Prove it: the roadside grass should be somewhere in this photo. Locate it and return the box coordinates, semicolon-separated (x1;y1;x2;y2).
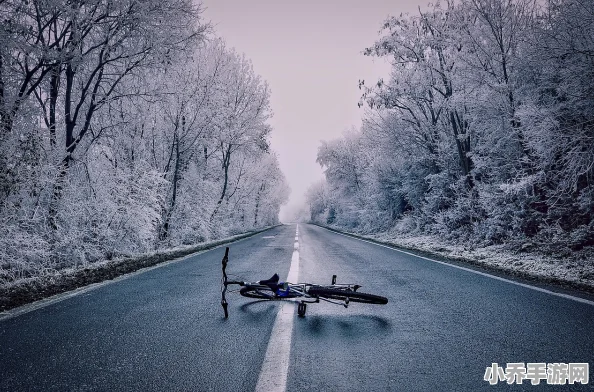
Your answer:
0;225;280;312
313;223;594;294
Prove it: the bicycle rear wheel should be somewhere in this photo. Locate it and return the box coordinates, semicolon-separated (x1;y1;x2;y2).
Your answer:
239;285;300;300
308;287;388;304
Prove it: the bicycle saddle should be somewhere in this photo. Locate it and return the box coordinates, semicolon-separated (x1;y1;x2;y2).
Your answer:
260;274;280;286
259;273;280;287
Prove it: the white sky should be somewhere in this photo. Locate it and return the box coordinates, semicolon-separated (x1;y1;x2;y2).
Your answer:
201;0;427;220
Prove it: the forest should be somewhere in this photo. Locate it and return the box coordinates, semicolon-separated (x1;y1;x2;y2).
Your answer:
307;0;594;255
0;0;289;286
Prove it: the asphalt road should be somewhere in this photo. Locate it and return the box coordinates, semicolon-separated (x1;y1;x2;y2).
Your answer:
1;224;593;391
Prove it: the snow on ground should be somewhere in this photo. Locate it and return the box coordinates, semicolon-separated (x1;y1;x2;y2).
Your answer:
0;226;279;312
322;225;594;293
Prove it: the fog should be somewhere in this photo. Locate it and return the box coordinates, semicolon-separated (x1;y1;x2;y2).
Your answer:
201;0;427;221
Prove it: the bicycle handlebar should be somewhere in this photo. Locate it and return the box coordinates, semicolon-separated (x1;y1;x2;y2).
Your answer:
220;247;293;317
221;247;246;318
221;247;229;318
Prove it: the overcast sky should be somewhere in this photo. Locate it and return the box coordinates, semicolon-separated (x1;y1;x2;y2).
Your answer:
201;0;428;220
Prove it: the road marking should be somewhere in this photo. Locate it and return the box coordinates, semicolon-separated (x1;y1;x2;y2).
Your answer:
320;226;594;307
256;224;299;392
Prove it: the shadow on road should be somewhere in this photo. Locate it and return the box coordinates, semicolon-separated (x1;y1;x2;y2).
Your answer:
298;314;393;338
221;301;393;340
216;300;277;323
238;300;277;319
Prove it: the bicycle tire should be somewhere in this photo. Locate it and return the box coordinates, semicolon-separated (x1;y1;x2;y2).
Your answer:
308;287;388;304
239;285;300;300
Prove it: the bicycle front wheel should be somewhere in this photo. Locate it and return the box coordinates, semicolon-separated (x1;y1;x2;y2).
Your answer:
308;287;388;304
239;285;301;300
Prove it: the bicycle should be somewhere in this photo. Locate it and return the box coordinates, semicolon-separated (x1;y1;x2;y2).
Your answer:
220;247;388;318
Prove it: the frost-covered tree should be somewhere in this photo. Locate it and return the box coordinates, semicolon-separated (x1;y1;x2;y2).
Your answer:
309;0;593;250
0;3;289;285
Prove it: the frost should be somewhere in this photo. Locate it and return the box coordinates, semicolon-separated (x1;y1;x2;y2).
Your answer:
307;0;594;283
0;2;289;294
325;225;594;290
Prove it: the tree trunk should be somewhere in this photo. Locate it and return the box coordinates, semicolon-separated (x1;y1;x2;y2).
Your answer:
449;110;473;187
210;144;232;221
48;64;61;148
253;183;265;227
0;52;5;134
160;117;184;241
48;63;76;230
160;138;180;241
48;155;71;230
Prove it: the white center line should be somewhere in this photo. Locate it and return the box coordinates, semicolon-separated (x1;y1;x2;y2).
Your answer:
255;224;299;392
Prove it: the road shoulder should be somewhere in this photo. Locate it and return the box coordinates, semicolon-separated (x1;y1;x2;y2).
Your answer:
0;225;282;313
311;223;594;298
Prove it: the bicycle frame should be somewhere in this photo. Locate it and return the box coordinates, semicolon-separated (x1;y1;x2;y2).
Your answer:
221;247;381;318
238;281;358;304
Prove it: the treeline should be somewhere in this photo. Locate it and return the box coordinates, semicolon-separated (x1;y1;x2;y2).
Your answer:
0;0;288;284
308;0;593;251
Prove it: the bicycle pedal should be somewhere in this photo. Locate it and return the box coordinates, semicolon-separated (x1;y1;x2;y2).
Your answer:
298;302;307;317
